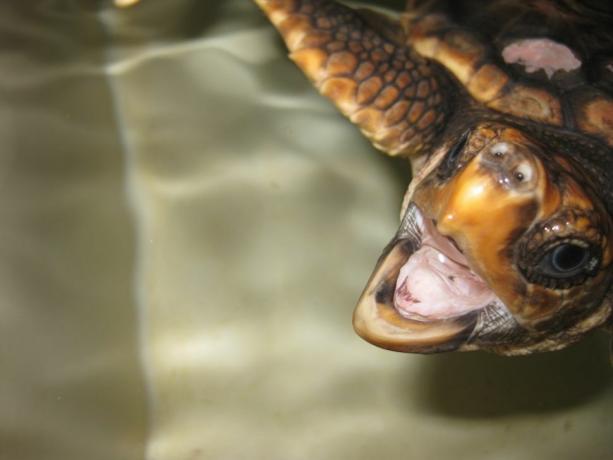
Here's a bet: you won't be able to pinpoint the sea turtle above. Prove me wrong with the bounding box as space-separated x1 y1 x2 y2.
254 0 613 356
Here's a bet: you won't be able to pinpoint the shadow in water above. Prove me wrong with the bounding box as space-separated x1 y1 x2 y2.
404 332 612 418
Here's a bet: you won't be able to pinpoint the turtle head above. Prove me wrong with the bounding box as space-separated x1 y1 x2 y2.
354 123 613 355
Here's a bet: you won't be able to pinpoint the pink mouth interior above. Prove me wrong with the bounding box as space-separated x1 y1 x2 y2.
394 213 497 321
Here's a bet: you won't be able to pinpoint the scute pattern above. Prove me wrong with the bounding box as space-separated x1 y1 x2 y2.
407 14 565 126
256 0 450 156
404 0 613 147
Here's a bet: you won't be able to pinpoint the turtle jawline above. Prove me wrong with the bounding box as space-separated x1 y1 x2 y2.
393 209 499 322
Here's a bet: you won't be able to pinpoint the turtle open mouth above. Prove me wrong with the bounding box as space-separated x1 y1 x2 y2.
392 205 498 321
353 202 508 353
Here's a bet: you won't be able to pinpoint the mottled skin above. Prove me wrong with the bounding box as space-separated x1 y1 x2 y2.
255 0 613 355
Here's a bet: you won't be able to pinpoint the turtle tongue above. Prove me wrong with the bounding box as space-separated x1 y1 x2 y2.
393 217 496 320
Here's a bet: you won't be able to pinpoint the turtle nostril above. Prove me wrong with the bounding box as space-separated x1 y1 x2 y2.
490 142 510 158
481 143 538 192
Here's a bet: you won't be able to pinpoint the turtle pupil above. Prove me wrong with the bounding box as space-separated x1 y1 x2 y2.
523 239 602 288
551 244 588 272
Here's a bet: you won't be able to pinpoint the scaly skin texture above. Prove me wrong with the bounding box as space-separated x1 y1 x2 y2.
256 0 613 356
254 0 452 157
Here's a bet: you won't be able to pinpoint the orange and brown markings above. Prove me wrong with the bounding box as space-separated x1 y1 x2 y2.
568 88 613 149
516 201 613 325
406 13 564 126
255 0 450 157
411 124 611 326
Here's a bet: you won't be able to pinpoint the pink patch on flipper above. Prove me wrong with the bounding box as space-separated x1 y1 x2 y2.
502 38 581 79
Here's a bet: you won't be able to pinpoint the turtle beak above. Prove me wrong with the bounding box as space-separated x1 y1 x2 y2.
352 203 479 353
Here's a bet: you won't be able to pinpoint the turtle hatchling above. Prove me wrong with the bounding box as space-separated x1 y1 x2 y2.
255 0 613 356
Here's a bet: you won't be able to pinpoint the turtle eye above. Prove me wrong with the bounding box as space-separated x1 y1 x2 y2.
530 241 601 287
438 131 469 179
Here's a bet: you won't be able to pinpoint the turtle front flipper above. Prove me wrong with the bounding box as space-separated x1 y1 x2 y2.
255 0 452 157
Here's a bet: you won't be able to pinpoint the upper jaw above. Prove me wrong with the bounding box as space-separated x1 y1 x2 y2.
353 202 517 353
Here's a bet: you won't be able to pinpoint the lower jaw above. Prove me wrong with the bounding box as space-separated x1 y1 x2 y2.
353 237 482 353
353 203 507 353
